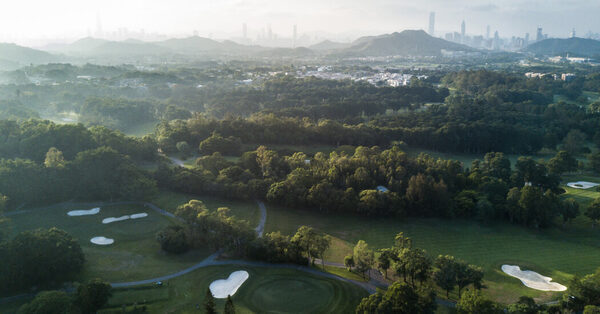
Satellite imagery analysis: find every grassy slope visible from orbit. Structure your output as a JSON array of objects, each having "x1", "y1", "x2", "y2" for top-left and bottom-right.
[{"x1": 100, "y1": 265, "x2": 367, "y2": 313}]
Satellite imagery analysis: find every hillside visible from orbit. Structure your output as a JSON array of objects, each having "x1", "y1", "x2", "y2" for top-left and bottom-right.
[
  {"x1": 525, "y1": 37, "x2": 600, "y2": 57},
  {"x1": 339, "y1": 30, "x2": 474, "y2": 57},
  {"x1": 309, "y1": 40, "x2": 351, "y2": 51},
  {"x1": 0, "y1": 43, "x2": 58, "y2": 68}
]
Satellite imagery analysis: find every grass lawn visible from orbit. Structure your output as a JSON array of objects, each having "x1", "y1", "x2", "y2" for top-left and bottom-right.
[
  {"x1": 402, "y1": 146, "x2": 554, "y2": 169},
  {"x1": 6, "y1": 202, "x2": 211, "y2": 283},
  {"x1": 562, "y1": 174, "x2": 600, "y2": 208},
  {"x1": 263, "y1": 202, "x2": 600, "y2": 303},
  {"x1": 121, "y1": 121, "x2": 159, "y2": 137},
  {"x1": 100, "y1": 265, "x2": 368, "y2": 313},
  {"x1": 149, "y1": 190, "x2": 260, "y2": 227}
]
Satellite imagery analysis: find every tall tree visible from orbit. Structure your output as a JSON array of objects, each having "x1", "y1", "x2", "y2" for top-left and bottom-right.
[
  {"x1": 204, "y1": 289, "x2": 216, "y2": 314},
  {"x1": 433, "y1": 255, "x2": 457, "y2": 298},
  {"x1": 586, "y1": 198, "x2": 600, "y2": 228},
  {"x1": 353, "y1": 240, "x2": 375, "y2": 279},
  {"x1": 224, "y1": 295, "x2": 236, "y2": 314}
]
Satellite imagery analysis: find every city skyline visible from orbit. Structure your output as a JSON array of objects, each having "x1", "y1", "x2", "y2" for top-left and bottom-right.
[{"x1": 0, "y1": 0, "x2": 598, "y2": 47}]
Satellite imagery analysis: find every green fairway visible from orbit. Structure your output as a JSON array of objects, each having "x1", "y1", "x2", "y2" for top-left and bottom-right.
[
  {"x1": 7, "y1": 202, "x2": 211, "y2": 283},
  {"x1": 264, "y1": 203, "x2": 600, "y2": 303},
  {"x1": 562, "y1": 174, "x2": 600, "y2": 208},
  {"x1": 100, "y1": 265, "x2": 367, "y2": 313}
]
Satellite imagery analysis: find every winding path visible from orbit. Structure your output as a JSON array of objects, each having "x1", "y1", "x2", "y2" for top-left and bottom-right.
[{"x1": 1, "y1": 198, "x2": 381, "y2": 306}]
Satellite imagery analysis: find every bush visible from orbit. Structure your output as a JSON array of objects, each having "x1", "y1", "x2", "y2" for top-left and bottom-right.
[{"x1": 156, "y1": 225, "x2": 189, "y2": 254}]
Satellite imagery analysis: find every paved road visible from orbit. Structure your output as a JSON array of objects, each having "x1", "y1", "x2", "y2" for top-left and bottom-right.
[
  {"x1": 255, "y1": 201, "x2": 267, "y2": 237},
  {"x1": 169, "y1": 156, "x2": 185, "y2": 167}
]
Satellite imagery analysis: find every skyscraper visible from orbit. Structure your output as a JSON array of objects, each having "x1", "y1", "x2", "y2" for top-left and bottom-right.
[
  {"x1": 493, "y1": 30, "x2": 500, "y2": 50},
  {"x1": 536, "y1": 27, "x2": 543, "y2": 41},
  {"x1": 293, "y1": 25, "x2": 297, "y2": 48},
  {"x1": 461, "y1": 20, "x2": 466, "y2": 43},
  {"x1": 570, "y1": 28, "x2": 576, "y2": 38},
  {"x1": 428, "y1": 12, "x2": 435, "y2": 36},
  {"x1": 486, "y1": 25, "x2": 490, "y2": 40}
]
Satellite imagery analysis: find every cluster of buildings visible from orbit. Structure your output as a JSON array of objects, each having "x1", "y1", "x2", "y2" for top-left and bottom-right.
[
  {"x1": 296, "y1": 66, "x2": 426, "y2": 87},
  {"x1": 524, "y1": 72, "x2": 576, "y2": 82}
]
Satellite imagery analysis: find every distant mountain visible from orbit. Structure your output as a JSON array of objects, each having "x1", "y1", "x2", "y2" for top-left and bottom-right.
[
  {"x1": 257, "y1": 47, "x2": 315, "y2": 58},
  {"x1": 46, "y1": 37, "x2": 170, "y2": 56},
  {"x1": 309, "y1": 40, "x2": 351, "y2": 51},
  {"x1": 154, "y1": 36, "x2": 227, "y2": 53},
  {"x1": 524, "y1": 37, "x2": 600, "y2": 57},
  {"x1": 339, "y1": 30, "x2": 474, "y2": 57},
  {"x1": 0, "y1": 43, "x2": 58, "y2": 68}
]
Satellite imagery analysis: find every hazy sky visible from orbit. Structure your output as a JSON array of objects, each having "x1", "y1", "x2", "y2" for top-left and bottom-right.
[{"x1": 1, "y1": 0, "x2": 598, "y2": 45}]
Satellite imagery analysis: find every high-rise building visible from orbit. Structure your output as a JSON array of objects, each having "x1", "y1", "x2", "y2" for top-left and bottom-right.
[
  {"x1": 461, "y1": 20, "x2": 466, "y2": 43},
  {"x1": 570, "y1": 28, "x2": 576, "y2": 38},
  {"x1": 428, "y1": 12, "x2": 435, "y2": 36},
  {"x1": 525, "y1": 33, "x2": 530, "y2": 46},
  {"x1": 493, "y1": 30, "x2": 500, "y2": 50},
  {"x1": 536, "y1": 27, "x2": 543, "y2": 41},
  {"x1": 267, "y1": 24, "x2": 272, "y2": 41},
  {"x1": 486, "y1": 25, "x2": 490, "y2": 40},
  {"x1": 293, "y1": 25, "x2": 297, "y2": 48}
]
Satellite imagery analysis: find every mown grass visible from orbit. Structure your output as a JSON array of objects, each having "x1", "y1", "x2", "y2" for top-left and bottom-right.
[
  {"x1": 6, "y1": 202, "x2": 211, "y2": 283},
  {"x1": 263, "y1": 200, "x2": 600, "y2": 303},
  {"x1": 100, "y1": 265, "x2": 368, "y2": 313}
]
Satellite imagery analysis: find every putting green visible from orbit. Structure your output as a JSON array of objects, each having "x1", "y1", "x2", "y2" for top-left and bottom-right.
[{"x1": 102, "y1": 265, "x2": 367, "y2": 313}]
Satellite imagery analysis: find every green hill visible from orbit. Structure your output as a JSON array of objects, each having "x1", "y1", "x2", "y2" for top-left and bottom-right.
[{"x1": 524, "y1": 37, "x2": 600, "y2": 57}]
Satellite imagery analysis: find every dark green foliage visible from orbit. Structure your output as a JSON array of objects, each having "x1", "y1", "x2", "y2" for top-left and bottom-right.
[
  {"x1": 199, "y1": 132, "x2": 241, "y2": 155},
  {"x1": 585, "y1": 198, "x2": 600, "y2": 227},
  {"x1": 355, "y1": 282, "x2": 436, "y2": 314},
  {"x1": 456, "y1": 290, "x2": 503, "y2": 314},
  {"x1": 74, "y1": 279, "x2": 112, "y2": 313},
  {"x1": 156, "y1": 225, "x2": 189, "y2": 254},
  {"x1": 224, "y1": 295, "x2": 235, "y2": 314},
  {"x1": 0, "y1": 228, "x2": 84, "y2": 293},
  {"x1": 507, "y1": 296, "x2": 540, "y2": 314},
  {"x1": 18, "y1": 291, "x2": 74, "y2": 314},
  {"x1": 204, "y1": 288, "x2": 216, "y2": 314}
]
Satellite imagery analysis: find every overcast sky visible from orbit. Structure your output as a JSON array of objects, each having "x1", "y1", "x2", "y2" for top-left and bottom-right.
[{"x1": 1, "y1": 0, "x2": 598, "y2": 45}]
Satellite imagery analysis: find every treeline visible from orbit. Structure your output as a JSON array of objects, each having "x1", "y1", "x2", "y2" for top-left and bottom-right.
[
  {"x1": 155, "y1": 145, "x2": 580, "y2": 229},
  {"x1": 202, "y1": 75, "x2": 449, "y2": 119},
  {"x1": 0, "y1": 228, "x2": 84, "y2": 294},
  {"x1": 353, "y1": 233, "x2": 483, "y2": 313},
  {"x1": 0, "y1": 146, "x2": 156, "y2": 207},
  {"x1": 0, "y1": 120, "x2": 157, "y2": 162},
  {"x1": 369, "y1": 70, "x2": 600, "y2": 154},
  {"x1": 156, "y1": 200, "x2": 330, "y2": 267}
]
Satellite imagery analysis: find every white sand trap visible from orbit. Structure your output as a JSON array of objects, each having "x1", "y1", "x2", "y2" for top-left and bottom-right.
[
  {"x1": 102, "y1": 213, "x2": 148, "y2": 224},
  {"x1": 209, "y1": 271, "x2": 249, "y2": 298},
  {"x1": 567, "y1": 181, "x2": 600, "y2": 189},
  {"x1": 90, "y1": 236, "x2": 114, "y2": 245},
  {"x1": 502, "y1": 265, "x2": 567, "y2": 291},
  {"x1": 102, "y1": 215, "x2": 130, "y2": 224},
  {"x1": 67, "y1": 207, "x2": 100, "y2": 216},
  {"x1": 130, "y1": 213, "x2": 148, "y2": 219}
]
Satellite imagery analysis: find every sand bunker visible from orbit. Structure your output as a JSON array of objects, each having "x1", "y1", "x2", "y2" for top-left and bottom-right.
[
  {"x1": 67, "y1": 207, "x2": 100, "y2": 216},
  {"x1": 102, "y1": 213, "x2": 148, "y2": 224},
  {"x1": 567, "y1": 181, "x2": 599, "y2": 189},
  {"x1": 130, "y1": 213, "x2": 148, "y2": 219},
  {"x1": 501, "y1": 265, "x2": 567, "y2": 291},
  {"x1": 209, "y1": 271, "x2": 249, "y2": 298},
  {"x1": 90, "y1": 236, "x2": 114, "y2": 245}
]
